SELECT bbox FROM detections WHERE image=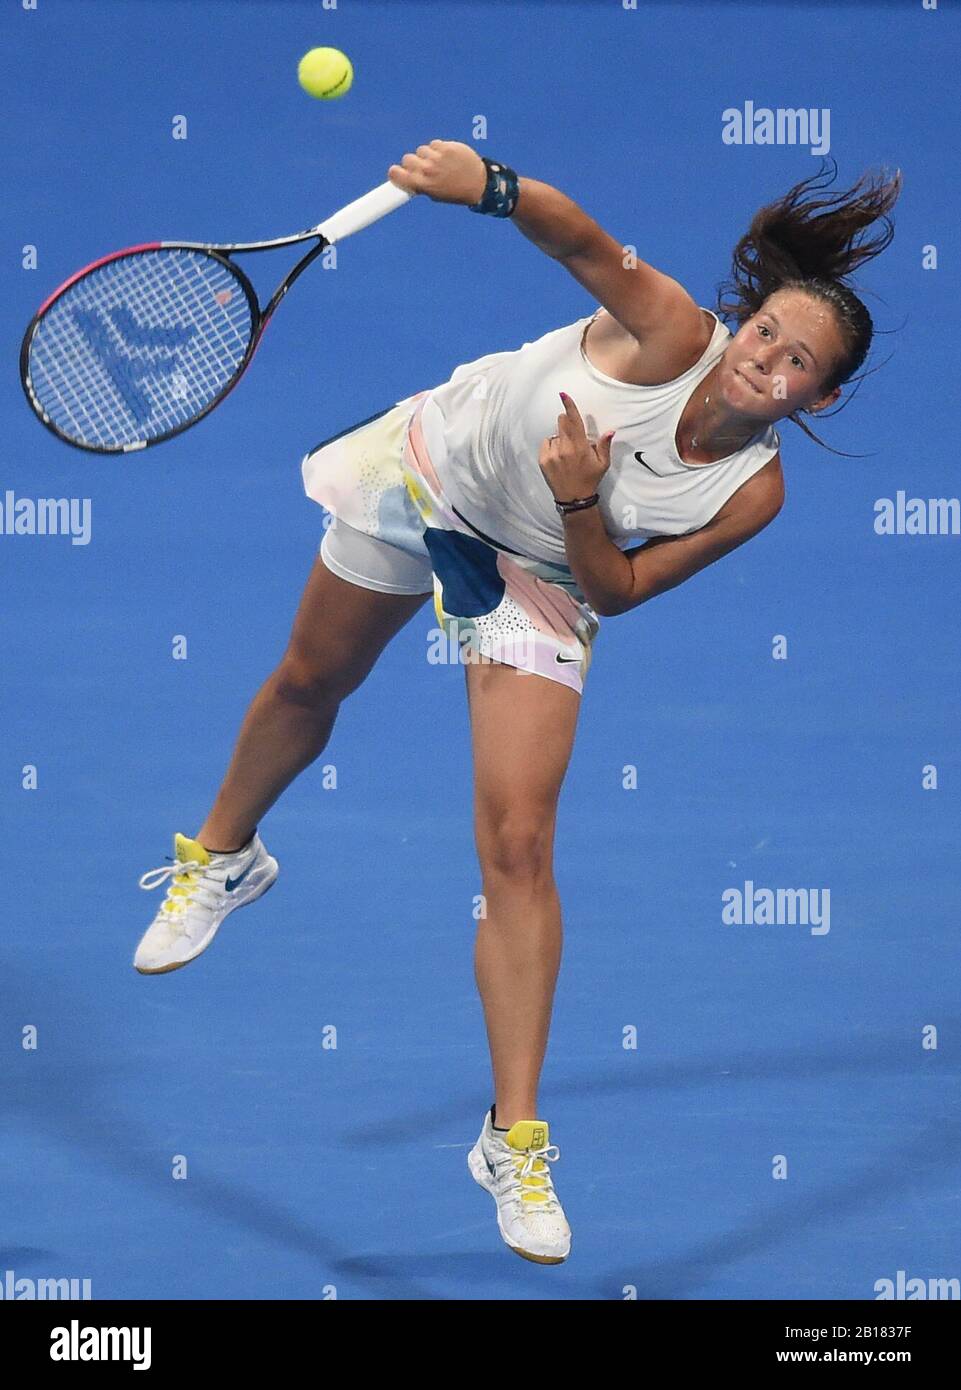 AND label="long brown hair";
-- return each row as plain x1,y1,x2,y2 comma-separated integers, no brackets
715,158,903,455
